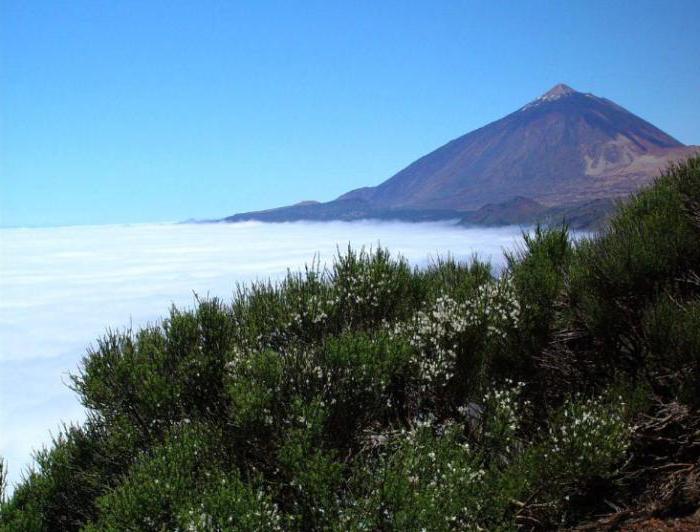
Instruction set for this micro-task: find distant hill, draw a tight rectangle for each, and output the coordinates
[224,84,697,227]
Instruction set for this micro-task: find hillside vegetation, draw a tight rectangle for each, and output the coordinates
[2,158,700,530]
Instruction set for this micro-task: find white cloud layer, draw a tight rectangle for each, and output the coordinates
[0,220,527,489]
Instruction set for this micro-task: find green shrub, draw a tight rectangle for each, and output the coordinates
[328,246,416,330]
[86,423,227,530]
[339,423,491,531]
[0,459,6,506]
[4,158,700,530]
[226,347,287,448]
[175,475,282,531]
[0,420,134,531]
[276,398,344,529]
[505,225,572,376]
[566,160,700,374]
[539,395,632,482]
[390,275,521,406]
[480,380,528,465]
[642,297,700,404]
[71,299,235,444]
[320,332,415,444]
[415,254,493,303]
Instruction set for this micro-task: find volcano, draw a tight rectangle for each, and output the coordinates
[224,84,697,227]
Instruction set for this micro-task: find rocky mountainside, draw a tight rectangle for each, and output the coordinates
[224,84,697,227]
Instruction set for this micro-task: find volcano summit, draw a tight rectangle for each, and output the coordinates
[225,85,697,227]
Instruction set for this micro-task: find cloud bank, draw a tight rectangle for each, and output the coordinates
[0,220,527,488]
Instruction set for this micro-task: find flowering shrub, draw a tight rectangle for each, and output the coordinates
[338,422,489,531]
[541,395,633,482]
[5,159,700,532]
[480,380,528,462]
[279,271,334,344]
[390,276,521,397]
[275,398,345,529]
[176,478,282,531]
[392,295,466,392]
[226,347,286,442]
[329,246,415,329]
[417,255,493,303]
[85,423,229,531]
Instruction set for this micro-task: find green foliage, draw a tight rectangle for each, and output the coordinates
[226,347,286,445]
[329,246,416,330]
[642,297,700,404]
[174,475,282,531]
[481,381,528,464]
[319,332,414,443]
[0,420,134,531]
[71,298,235,444]
[506,225,572,372]
[565,158,700,375]
[87,423,227,530]
[539,396,632,483]
[3,157,700,530]
[415,254,493,302]
[276,397,344,529]
[339,423,490,531]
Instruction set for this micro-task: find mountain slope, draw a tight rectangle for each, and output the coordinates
[225,84,697,225]
[458,196,616,229]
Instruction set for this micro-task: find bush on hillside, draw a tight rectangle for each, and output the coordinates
[2,157,699,531]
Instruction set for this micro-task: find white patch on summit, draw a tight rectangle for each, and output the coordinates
[520,83,578,110]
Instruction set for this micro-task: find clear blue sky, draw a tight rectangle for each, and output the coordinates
[1,0,699,227]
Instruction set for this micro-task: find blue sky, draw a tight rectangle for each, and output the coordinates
[1,0,699,227]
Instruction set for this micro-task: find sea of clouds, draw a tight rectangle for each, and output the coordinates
[0,220,529,489]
